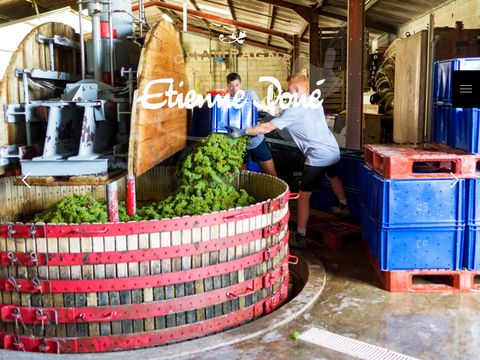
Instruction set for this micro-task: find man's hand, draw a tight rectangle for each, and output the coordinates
[225,125,247,138]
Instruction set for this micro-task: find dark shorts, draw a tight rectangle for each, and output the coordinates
[300,162,339,192]
[244,138,273,163]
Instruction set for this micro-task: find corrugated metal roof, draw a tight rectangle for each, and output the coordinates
[0,0,452,52]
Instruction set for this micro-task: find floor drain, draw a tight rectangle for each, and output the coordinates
[299,328,420,360]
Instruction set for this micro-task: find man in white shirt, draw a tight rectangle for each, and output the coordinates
[228,73,348,249]
[226,73,277,177]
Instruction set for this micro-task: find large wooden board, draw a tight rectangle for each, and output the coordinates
[0,22,78,148]
[393,31,428,144]
[128,20,188,177]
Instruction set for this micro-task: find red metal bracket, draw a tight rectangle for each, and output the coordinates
[0,258,288,325]
[0,233,289,294]
[0,191,295,239]
[0,213,289,267]
[0,278,289,353]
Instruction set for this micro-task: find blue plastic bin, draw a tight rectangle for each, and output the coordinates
[191,97,258,136]
[310,185,362,221]
[247,160,262,173]
[360,164,372,210]
[211,98,258,133]
[432,103,451,145]
[466,179,480,225]
[337,148,364,192]
[369,174,466,227]
[450,107,480,154]
[433,58,480,104]
[375,222,464,271]
[465,225,480,270]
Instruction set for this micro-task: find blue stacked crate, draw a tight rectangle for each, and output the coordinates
[360,162,466,271]
[310,148,364,221]
[432,57,480,270]
[191,98,261,172]
[465,179,480,270]
[433,57,480,153]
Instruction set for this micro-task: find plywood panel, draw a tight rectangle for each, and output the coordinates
[0,23,78,147]
[128,20,188,177]
[393,31,428,144]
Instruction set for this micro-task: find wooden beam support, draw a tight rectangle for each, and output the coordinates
[265,5,276,46]
[309,10,320,92]
[189,0,211,28]
[365,0,380,11]
[255,0,312,21]
[135,1,294,43]
[226,0,237,20]
[345,0,364,149]
[293,34,301,74]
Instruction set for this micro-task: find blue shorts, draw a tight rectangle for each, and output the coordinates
[244,138,273,163]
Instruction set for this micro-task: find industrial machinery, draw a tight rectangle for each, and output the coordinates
[2,0,143,177]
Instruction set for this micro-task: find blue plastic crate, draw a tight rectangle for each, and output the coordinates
[360,164,372,209]
[310,185,361,221]
[432,103,451,145]
[247,160,262,173]
[450,107,480,154]
[369,174,466,227]
[465,225,480,270]
[337,148,364,192]
[191,98,258,136]
[433,58,480,104]
[211,98,258,133]
[374,223,464,270]
[466,179,480,225]
[361,211,379,260]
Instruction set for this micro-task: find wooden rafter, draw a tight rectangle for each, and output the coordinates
[265,5,276,46]
[226,0,237,20]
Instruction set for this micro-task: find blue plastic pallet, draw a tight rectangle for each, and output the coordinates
[367,173,466,227]
[373,222,464,271]
[433,58,480,103]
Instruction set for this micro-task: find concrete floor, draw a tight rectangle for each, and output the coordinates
[180,240,480,360]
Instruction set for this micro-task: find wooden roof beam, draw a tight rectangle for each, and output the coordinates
[265,5,276,46]
[226,0,237,20]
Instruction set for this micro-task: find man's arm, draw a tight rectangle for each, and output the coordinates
[246,122,277,135]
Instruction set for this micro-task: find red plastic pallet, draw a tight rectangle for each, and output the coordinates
[290,209,361,251]
[364,144,480,179]
[368,250,480,292]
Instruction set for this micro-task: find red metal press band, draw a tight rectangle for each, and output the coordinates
[0,233,289,294]
[0,192,297,239]
[0,212,289,267]
[0,277,288,353]
[0,256,293,325]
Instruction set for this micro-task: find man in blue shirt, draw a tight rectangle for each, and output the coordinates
[226,73,276,177]
[228,73,348,249]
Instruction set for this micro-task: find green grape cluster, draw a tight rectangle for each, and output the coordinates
[133,134,255,220]
[32,134,255,223]
[32,194,130,224]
